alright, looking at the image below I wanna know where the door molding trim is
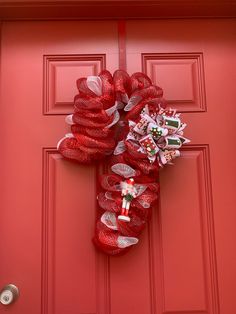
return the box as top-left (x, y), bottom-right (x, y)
top-left (0, 1), bottom-right (236, 20)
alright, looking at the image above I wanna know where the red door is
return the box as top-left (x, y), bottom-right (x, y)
top-left (0, 19), bottom-right (235, 314)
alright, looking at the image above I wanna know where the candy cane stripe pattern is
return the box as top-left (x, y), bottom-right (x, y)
top-left (57, 70), bottom-right (190, 255)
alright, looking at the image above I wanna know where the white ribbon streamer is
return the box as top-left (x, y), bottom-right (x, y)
top-left (114, 140), bottom-right (126, 155)
top-left (124, 95), bottom-right (142, 111)
top-left (107, 110), bottom-right (120, 128)
top-left (111, 163), bottom-right (136, 178)
top-left (101, 211), bottom-right (118, 230)
top-left (65, 114), bottom-right (74, 125)
top-left (57, 133), bottom-right (74, 150)
top-left (87, 76), bottom-right (102, 96)
top-left (117, 236), bottom-right (139, 248)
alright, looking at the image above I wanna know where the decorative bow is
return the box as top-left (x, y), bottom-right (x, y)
top-left (127, 106), bottom-right (190, 165)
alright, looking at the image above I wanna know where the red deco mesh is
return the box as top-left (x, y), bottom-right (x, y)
top-left (58, 70), bottom-right (164, 255)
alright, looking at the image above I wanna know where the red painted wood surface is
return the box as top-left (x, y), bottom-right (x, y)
top-left (0, 19), bottom-right (236, 314)
top-left (0, 1), bottom-right (236, 20)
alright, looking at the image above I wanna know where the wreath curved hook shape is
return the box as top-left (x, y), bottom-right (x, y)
top-left (57, 70), bottom-right (190, 255)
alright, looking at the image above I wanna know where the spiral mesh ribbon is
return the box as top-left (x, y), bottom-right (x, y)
top-left (58, 70), bottom-right (188, 255)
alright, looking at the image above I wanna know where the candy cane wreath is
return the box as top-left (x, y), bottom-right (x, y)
top-left (57, 70), bottom-right (190, 255)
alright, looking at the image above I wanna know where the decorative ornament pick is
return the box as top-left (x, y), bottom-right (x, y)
top-left (147, 123), bottom-right (168, 139)
top-left (139, 134), bottom-right (159, 158)
top-left (118, 178), bottom-right (138, 222)
top-left (57, 70), bottom-right (190, 255)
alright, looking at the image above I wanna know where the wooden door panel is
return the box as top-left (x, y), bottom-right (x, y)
top-left (43, 54), bottom-right (106, 115)
top-left (42, 152), bottom-right (99, 314)
top-left (142, 52), bottom-right (206, 112)
top-left (109, 234), bottom-right (154, 314)
top-left (0, 21), bottom-right (119, 314)
top-left (126, 19), bottom-right (236, 314)
top-left (159, 146), bottom-right (215, 312)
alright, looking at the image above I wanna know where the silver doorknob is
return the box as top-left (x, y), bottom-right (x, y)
top-left (0, 284), bottom-right (19, 305)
